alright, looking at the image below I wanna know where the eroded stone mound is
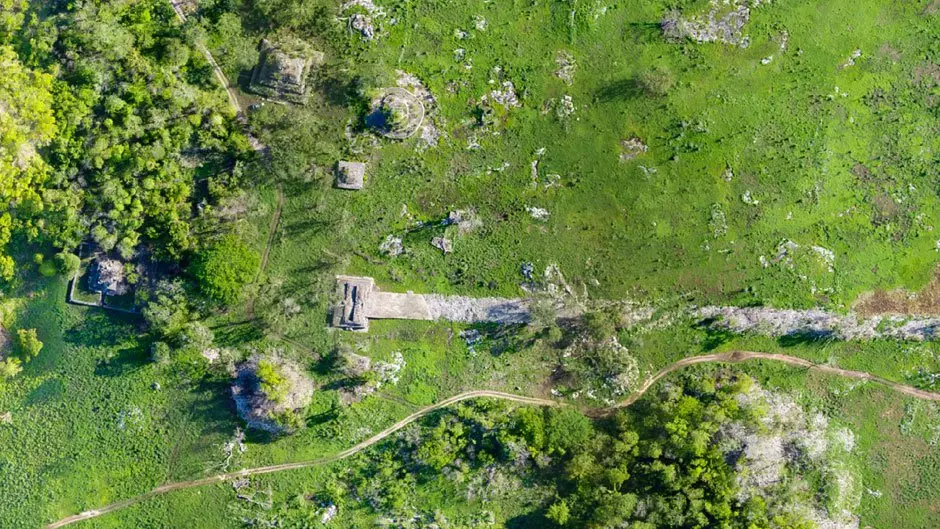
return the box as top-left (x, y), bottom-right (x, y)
top-left (231, 353), bottom-right (315, 433)
top-left (366, 87), bottom-right (425, 139)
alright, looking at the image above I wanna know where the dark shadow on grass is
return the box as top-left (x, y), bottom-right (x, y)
top-left (211, 319), bottom-right (265, 347)
top-left (187, 377), bottom-right (240, 437)
top-left (595, 78), bottom-right (642, 102)
top-left (94, 344), bottom-right (150, 377)
top-left (777, 329), bottom-right (837, 347)
top-left (63, 310), bottom-right (141, 347)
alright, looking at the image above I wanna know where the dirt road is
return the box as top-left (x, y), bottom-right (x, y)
top-left (45, 351), bottom-right (939, 528)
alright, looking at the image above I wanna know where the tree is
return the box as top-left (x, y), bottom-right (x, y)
top-left (0, 45), bottom-right (56, 281)
top-left (546, 500), bottom-right (570, 526)
top-left (55, 252), bottom-right (81, 277)
top-left (0, 357), bottom-right (21, 379)
top-left (189, 235), bottom-right (259, 304)
top-left (150, 341), bottom-right (171, 365)
top-left (582, 309), bottom-right (619, 342)
top-left (545, 408), bottom-right (592, 456)
top-left (15, 328), bottom-right (42, 360)
top-left (257, 360), bottom-right (288, 403)
top-left (142, 280), bottom-right (192, 338)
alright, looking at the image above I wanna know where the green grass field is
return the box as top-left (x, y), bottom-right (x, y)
top-left (2, 0), bottom-right (938, 527)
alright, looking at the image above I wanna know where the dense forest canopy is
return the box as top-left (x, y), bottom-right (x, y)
top-left (0, 0), bottom-right (250, 283)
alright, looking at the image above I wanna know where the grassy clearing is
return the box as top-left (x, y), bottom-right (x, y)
top-left (0, 279), bottom-right (235, 528)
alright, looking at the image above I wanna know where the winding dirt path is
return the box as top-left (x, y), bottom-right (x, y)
top-left (169, 1), bottom-right (242, 113)
top-left (45, 351), bottom-right (940, 528)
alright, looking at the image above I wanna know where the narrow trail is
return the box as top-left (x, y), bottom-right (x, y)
top-left (246, 186), bottom-right (285, 318)
top-left (45, 351), bottom-right (940, 528)
top-left (257, 186), bottom-right (285, 278)
top-left (169, 1), bottom-right (242, 113)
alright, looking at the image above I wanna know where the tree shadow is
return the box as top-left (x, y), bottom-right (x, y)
top-left (699, 319), bottom-right (736, 351)
top-left (314, 73), bottom-right (358, 108)
top-left (186, 377), bottom-right (240, 438)
top-left (777, 329), bottom-right (837, 347)
top-left (595, 78), bottom-right (642, 102)
top-left (63, 311), bottom-right (141, 348)
top-left (94, 344), bottom-right (150, 378)
top-left (505, 512), bottom-right (547, 529)
top-left (211, 319), bottom-right (265, 347)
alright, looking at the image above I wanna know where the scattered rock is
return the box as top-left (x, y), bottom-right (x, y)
top-left (0, 412), bottom-right (12, 424)
top-left (741, 190), bottom-right (759, 205)
top-left (555, 94), bottom-right (575, 119)
top-left (520, 262), bottom-right (535, 280)
top-left (474, 15), bottom-right (488, 31)
top-left (525, 206), bottom-right (550, 221)
top-left (445, 209), bottom-right (483, 234)
top-left (697, 305), bottom-right (940, 341)
top-left (343, 0), bottom-right (386, 40)
top-left (709, 204), bottom-right (728, 238)
top-left (320, 503), bottom-right (338, 524)
top-left (840, 49), bottom-right (862, 69)
top-left (379, 235), bottom-right (404, 256)
top-left (619, 137), bottom-right (648, 161)
top-left (431, 236), bottom-right (453, 254)
top-left (661, 0), bottom-right (754, 48)
top-left (554, 50), bottom-right (577, 85)
top-left (482, 80), bottom-right (520, 108)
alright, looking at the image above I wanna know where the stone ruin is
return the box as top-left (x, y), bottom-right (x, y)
top-left (335, 161), bottom-right (366, 190)
top-left (365, 87), bottom-right (426, 140)
top-left (231, 354), bottom-right (315, 433)
top-left (88, 258), bottom-right (130, 297)
top-left (330, 276), bottom-right (530, 332)
top-left (249, 39), bottom-right (324, 104)
top-left (661, 0), bottom-right (756, 48)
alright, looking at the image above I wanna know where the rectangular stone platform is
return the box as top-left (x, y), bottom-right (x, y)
top-left (331, 276), bottom-right (529, 331)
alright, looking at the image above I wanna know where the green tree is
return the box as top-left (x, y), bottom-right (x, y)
top-left (546, 500), bottom-right (570, 526)
top-left (545, 408), bottom-right (592, 455)
top-left (0, 357), bottom-right (21, 379)
top-left (189, 235), bottom-right (259, 304)
top-left (15, 328), bottom-right (42, 360)
top-left (142, 280), bottom-right (192, 339)
top-left (55, 252), bottom-right (81, 277)
top-left (257, 360), bottom-right (288, 403)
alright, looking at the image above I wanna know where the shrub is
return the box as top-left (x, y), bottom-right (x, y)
top-left (55, 252), bottom-right (81, 277)
top-left (636, 67), bottom-right (675, 97)
top-left (15, 328), bottom-right (42, 360)
top-left (150, 341), bottom-right (171, 365)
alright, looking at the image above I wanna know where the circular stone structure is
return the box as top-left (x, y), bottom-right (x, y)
top-left (366, 87), bottom-right (425, 139)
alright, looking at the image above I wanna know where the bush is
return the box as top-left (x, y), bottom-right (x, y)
top-left (15, 328), bottom-right (43, 360)
top-left (636, 67), bottom-right (675, 97)
top-left (38, 259), bottom-right (58, 277)
top-left (189, 235), bottom-right (259, 304)
top-left (582, 309), bottom-right (619, 342)
top-left (150, 341), bottom-right (171, 365)
top-left (55, 252), bottom-right (81, 277)
top-left (0, 358), bottom-right (22, 379)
